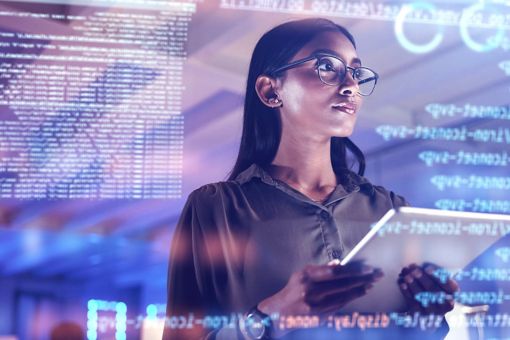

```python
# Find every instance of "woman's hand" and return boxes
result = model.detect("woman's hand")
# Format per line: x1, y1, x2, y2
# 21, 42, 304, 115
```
398, 263, 459, 316
257, 261, 383, 338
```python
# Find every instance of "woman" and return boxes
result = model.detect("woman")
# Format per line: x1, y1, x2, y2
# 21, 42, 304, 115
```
164, 18, 457, 339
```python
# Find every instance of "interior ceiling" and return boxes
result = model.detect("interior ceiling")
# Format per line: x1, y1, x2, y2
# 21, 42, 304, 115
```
0, 0, 508, 282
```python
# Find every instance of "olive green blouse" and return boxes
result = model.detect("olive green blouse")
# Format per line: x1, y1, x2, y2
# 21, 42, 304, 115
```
163, 164, 409, 339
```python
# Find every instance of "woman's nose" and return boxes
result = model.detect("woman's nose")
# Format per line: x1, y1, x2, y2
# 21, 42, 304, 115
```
338, 71, 359, 96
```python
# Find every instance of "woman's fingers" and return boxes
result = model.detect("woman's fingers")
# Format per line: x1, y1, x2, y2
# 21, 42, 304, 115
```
398, 275, 423, 312
420, 263, 457, 314
314, 285, 371, 315
305, 272, 381, 304
423, 263, 459, 294
409, 266, 438, 293
295, 261, 383, 314
301, 264, 339, 282
399, 264, 414, 277
399, 263, 458, 315
400, 263, 459, 295
304, 261, 381, 283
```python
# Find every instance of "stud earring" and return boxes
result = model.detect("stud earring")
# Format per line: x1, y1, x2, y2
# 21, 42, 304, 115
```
268, 97, 282, 107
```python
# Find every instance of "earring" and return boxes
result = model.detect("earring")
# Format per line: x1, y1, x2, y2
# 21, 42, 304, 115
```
268, 97, 282, 107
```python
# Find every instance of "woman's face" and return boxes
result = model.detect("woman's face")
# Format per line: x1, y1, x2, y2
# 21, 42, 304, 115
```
275, 31, 363, 140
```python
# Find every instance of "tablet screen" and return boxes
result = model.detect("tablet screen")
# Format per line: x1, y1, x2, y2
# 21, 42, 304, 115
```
339, 207, 510, 312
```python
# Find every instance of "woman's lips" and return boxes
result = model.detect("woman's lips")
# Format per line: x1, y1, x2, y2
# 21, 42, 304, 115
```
332, 102, 357, 115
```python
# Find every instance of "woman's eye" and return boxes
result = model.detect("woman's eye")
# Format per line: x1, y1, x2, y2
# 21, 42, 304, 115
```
317, 61, 335, 72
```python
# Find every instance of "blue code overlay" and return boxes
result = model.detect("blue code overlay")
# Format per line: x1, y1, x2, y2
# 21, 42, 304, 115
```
375, 125, 510, 143
425, 103, 510, 120
432, 267, 510, 283
374, 220, 510, 237
435, 199, 510, 213
418, 150, 509, 167
415, 290, 510, 307
430, 175, 510, 190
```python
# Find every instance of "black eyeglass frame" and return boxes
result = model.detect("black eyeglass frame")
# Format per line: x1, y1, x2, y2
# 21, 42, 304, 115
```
268, 53, 379, 96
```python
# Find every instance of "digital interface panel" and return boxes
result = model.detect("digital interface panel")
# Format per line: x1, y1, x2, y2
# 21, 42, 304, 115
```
0, 0, 191, 199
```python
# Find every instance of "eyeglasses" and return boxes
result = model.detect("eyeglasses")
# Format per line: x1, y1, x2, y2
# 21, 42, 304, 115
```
270, 53, 379, 96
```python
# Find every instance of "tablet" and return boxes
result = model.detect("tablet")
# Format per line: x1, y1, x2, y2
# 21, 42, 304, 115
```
338, 207, 510, 312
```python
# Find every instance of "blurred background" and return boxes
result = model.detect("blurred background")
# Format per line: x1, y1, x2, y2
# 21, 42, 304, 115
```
0, 0, 509, 338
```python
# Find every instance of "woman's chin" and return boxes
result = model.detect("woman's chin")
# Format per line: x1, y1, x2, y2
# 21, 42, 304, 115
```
330, 127, 354, 138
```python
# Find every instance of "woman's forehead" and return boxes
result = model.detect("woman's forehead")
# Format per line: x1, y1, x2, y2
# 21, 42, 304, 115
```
293, 31, 359, 64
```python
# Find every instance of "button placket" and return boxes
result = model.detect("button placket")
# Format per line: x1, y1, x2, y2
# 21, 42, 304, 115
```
316, 208, 344, 261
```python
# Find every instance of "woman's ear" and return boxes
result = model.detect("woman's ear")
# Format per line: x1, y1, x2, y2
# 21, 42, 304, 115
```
255, 75, 283, 108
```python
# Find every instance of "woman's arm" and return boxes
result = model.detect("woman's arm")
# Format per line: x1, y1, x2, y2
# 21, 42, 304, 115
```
164, 194, 234, 340
165, 190, 252, 340
164, 196, 205, 339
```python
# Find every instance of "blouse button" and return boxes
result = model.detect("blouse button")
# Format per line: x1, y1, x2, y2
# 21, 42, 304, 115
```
331, 249, 342, 259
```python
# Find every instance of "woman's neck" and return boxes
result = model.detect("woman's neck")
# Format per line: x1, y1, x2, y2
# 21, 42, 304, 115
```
268, 133, 337, 190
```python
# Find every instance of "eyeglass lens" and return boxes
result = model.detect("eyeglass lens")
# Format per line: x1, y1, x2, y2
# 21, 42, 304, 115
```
316, 56, 377, 95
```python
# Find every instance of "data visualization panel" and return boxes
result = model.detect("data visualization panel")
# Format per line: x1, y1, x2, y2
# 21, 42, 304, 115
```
0, 0, 194, 198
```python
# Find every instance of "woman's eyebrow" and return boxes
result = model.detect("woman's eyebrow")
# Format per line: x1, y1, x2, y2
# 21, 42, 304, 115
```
310, 48, 363, 66
351, 57, 362, 66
